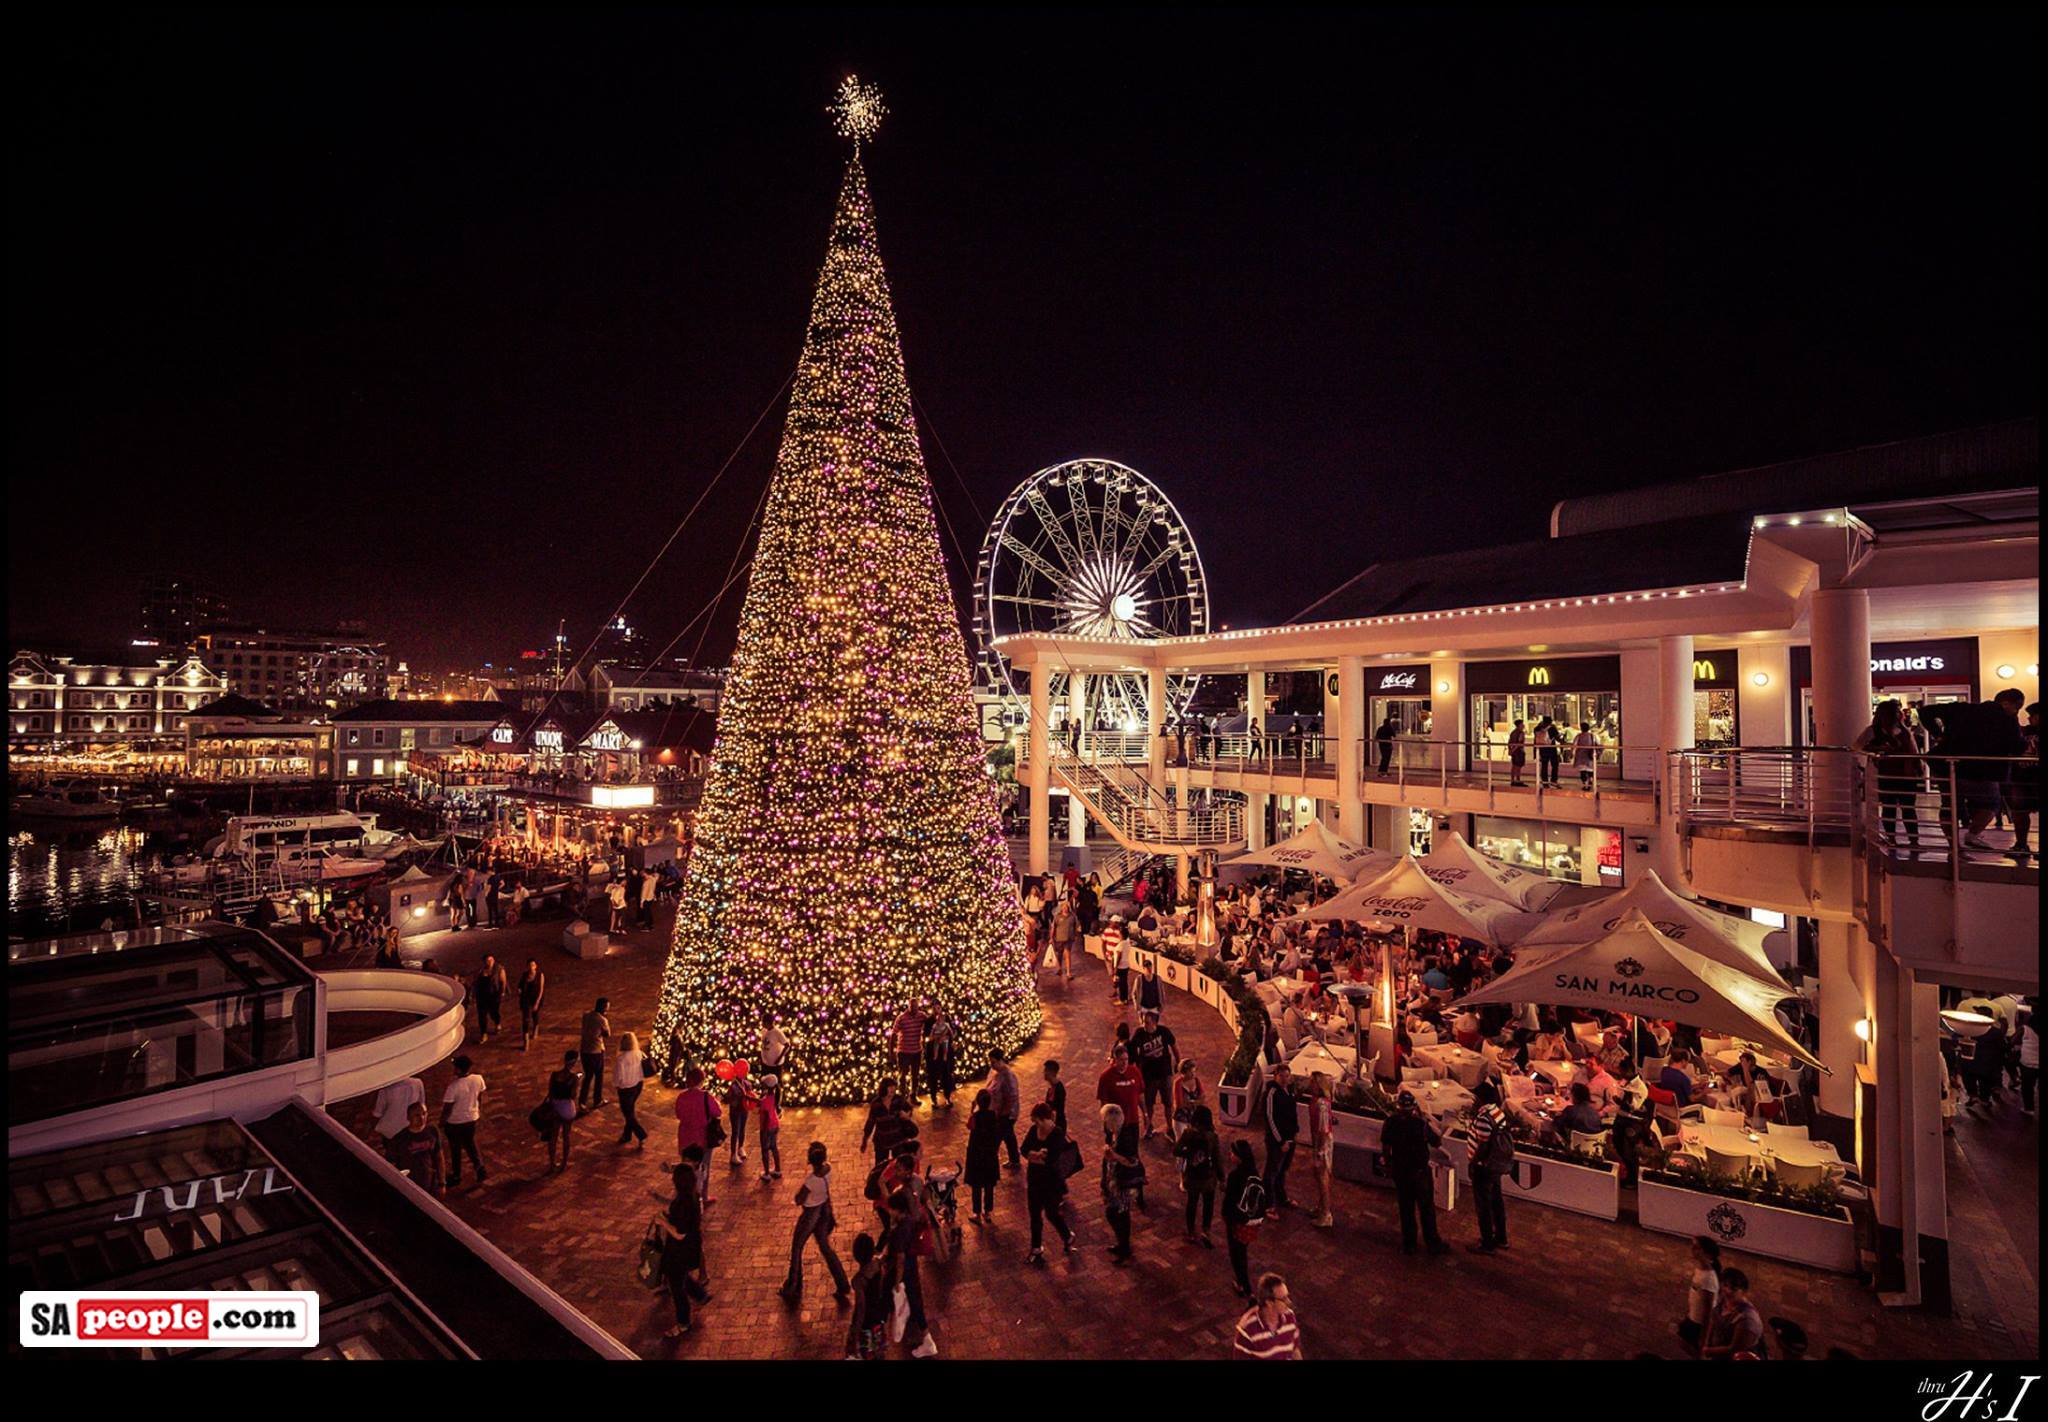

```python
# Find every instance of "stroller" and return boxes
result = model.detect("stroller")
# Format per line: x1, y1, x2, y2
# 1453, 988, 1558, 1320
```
922, 1166, 964, 1259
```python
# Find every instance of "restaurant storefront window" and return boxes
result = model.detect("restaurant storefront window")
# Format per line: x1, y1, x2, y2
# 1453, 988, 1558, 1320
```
1468, 656, 1622, 768
1473, 814, 1623, 886
1355, 664, 1435, 769
1406, 807, 1436, 855
1688, 654, 1739, 748
1789, 637, 1980, 745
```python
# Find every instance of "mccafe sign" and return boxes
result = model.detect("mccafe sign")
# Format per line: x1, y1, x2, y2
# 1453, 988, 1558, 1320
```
1325, 666, 1430, 699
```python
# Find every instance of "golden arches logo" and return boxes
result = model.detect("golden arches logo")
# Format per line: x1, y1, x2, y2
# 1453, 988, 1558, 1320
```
1693, 658, 1718, 680
1527, 666, 1551, 686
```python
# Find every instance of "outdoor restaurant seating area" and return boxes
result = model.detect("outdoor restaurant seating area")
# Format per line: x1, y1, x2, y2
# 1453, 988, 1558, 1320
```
1085, 819, 1880, 1272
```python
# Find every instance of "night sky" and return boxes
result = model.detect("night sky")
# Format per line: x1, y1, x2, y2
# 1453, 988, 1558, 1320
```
9, 9, 2038, 672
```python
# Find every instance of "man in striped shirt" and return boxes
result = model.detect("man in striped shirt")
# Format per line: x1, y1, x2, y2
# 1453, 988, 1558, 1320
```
1465, 1091, 1514, 1253
1233, 1273, 1303, 1359
893, 1003, 928, 1104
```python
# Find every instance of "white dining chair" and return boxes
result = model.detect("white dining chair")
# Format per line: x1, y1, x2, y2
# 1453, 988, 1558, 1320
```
1770, 1157, 1828, 1190
1765, 1121, 1809, 1141
1569, 1130, 1612, 1157
1703, 1145, 1753, 1180
1699, 1107, 1745, 1128
1400, 1066, 1440, 1086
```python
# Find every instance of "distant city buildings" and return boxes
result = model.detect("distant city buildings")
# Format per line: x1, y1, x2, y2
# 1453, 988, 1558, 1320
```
183, 693, 335, 781
8, 649, 229, 747
195, 626, 390, 709
329, 698, 507, 783
137, 575, 230, 650
588, 660, 723, 714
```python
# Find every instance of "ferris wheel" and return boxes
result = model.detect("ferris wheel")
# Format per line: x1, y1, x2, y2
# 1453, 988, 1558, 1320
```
973, 458, 1210, 731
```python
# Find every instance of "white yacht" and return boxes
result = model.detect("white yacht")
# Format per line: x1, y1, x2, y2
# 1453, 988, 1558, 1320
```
11, 779, 120, 820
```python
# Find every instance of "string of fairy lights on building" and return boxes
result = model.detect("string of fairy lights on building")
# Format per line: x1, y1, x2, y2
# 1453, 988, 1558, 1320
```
649, 78, 1041, 1104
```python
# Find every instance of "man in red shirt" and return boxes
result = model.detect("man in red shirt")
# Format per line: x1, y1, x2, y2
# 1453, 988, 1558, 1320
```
894, 1003, 929, 1104
1095, 1041, 1145, 1125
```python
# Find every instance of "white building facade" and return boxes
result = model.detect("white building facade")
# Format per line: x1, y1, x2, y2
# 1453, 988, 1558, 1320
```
997, 420, 2039, 1311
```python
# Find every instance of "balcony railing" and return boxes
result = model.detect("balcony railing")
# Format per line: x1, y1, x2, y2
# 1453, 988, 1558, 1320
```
1671, 746, 2038, 874
1022, 731, 1245, 850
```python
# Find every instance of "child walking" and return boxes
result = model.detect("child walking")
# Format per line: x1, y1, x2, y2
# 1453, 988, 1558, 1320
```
756, 1075, 784, 1181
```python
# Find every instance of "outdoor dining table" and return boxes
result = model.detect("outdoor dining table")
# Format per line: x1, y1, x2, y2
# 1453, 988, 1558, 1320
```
1413, 1042, 1486, 1087
1679, 1121, 1843, 1174
1527, 1059, 1580, 1090
1510, 1090, 1571, 1133
1288, 1042, 1358, 1079
1406, 1078, 1475, 1125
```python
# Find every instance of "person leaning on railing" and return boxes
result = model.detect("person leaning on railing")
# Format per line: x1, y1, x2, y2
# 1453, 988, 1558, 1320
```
1855, 699, 1926, 849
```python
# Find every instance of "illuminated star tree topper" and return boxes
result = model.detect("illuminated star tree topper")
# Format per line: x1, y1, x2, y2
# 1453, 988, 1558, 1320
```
828, 74, 887, 146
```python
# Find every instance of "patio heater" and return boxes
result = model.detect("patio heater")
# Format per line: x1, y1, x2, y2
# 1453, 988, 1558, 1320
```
1194, 849, 1218, 949
1366, 932, 1400, 1082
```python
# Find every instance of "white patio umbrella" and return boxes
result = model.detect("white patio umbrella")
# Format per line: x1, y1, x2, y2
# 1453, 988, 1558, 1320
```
1289, 856, 1538, 945
1512, 868, 1790, 990
1414, 831, 1566, 911
1228, 818, 1394, 882
1455, 909, 1823, 1069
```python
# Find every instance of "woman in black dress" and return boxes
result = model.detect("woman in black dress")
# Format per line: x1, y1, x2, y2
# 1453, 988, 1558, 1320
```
964, 1090, 1003, 1224
654, 1163, 710, 1340
517, 960, 545, 1051
1021, 1102, 1074, 1265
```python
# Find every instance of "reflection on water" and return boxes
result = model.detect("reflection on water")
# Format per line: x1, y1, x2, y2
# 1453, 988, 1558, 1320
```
7, 822, 196, 939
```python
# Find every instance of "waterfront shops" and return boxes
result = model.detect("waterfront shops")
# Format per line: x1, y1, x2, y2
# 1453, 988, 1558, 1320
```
1789, 636, 1981, 745
1467, 655, 1621, 765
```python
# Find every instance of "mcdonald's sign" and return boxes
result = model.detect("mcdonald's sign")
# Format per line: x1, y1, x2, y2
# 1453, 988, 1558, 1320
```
1527, 666, 1552, 686
1693, 658, 1718, 681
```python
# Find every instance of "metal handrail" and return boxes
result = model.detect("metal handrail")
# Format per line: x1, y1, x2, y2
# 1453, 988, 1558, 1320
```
1671, 746, 2037, 870
1036, 732, 1245, 849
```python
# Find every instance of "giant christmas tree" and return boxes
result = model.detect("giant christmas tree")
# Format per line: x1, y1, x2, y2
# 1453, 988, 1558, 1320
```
649, 80, 1040, 1104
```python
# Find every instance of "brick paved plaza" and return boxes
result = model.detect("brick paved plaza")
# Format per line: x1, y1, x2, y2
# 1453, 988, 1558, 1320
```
333, 909, 2040, 1361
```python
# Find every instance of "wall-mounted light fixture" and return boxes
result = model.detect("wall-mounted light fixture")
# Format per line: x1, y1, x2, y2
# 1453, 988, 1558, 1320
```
1751, 670, 1771, 687
1996, 664, 2017, 679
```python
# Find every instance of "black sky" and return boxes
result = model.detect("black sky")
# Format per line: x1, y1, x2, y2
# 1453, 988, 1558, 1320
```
9, 8, 2039, 671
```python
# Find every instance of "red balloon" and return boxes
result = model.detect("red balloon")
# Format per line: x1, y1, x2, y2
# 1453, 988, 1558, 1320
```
713, 1058, 735, 1081
733, 1059, 750, 1079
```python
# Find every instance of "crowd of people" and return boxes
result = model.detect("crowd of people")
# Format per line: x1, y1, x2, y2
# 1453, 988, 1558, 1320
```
357, 834, 2034, 1363
1856, 689, 2039, 863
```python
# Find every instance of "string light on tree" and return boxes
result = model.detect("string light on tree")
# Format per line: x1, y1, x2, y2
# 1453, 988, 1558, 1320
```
650, 80, 1040, 1104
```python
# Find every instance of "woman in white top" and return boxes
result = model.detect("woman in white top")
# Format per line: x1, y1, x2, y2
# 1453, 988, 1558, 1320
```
1683, 1236, 1722, 1353
781, 1141, 852, 1303
614, 1032, 649, 1147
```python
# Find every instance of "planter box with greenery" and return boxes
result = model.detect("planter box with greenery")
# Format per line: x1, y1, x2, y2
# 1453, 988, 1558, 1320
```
1154, 953, 1189, 994
1636, 1169, 1855, 1272
1213, 968, 1269, 1126
1217, 1061, 1265, 1127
